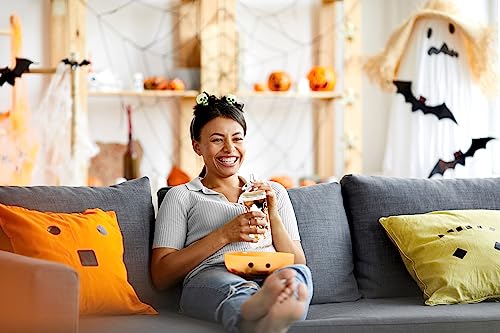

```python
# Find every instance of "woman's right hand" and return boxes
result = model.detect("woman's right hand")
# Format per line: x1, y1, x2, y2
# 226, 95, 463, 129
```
222, 211, 268, 243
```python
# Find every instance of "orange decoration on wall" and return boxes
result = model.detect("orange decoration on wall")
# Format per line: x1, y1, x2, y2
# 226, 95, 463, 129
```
307, 66, 336, 91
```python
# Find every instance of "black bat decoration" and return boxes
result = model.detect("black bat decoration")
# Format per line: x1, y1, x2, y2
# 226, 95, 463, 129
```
0, 58, 33, 86
428, 137, 495, 178
61, 58, 91, 69
393, 80, 457, 124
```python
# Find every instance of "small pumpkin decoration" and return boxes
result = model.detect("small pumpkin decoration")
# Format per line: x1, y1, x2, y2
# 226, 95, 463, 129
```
268, 71, 292, 92
253, 82, 266, 92
143, 76, 168, 90
307, 66, 336, 91
167, 165, 190, 186
299, 178, 317, 187
167, 78, 185, 91
269, 175, 294, 189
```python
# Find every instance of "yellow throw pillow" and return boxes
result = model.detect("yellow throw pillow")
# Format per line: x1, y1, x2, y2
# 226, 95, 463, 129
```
380, 209, 500, 306
0, 203, 157, 315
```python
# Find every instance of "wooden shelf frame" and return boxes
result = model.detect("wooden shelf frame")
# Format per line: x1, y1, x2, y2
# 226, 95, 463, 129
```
88, 90, 198, 98
57, 0, 362, 181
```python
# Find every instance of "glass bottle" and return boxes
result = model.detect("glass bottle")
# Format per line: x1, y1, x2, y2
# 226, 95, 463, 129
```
123, 104, 139, 180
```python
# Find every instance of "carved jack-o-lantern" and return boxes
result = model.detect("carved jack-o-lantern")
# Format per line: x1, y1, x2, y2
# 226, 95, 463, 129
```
307, 66, 336, 91
268, 71, 292, 91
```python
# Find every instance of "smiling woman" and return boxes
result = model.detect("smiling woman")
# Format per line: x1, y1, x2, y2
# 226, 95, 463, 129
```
150, 92, 313, 333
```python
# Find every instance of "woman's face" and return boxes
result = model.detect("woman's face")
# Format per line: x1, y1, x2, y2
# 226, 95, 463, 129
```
193, 116, 246, 179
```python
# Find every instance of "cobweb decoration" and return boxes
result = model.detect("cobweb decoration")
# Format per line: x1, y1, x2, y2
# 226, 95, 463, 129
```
31, 63, 98, 185
85, 0, 342, 186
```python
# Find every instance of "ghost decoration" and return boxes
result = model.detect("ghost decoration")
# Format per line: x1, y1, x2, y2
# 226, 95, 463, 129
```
364, 0, 497, 178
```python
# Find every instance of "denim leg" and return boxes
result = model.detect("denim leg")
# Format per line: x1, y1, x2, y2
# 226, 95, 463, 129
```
180, 265, 259, 333
180, 264, 314, 332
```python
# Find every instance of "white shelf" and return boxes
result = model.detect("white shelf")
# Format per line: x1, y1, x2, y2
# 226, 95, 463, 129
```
88, 89, 198, 98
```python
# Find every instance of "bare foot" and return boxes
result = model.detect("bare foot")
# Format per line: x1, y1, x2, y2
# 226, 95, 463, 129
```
255, 282, 308, 333
240, 269, 296, 321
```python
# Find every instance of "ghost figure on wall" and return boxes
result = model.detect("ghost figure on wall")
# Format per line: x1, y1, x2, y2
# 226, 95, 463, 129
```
364, 0, 497, 178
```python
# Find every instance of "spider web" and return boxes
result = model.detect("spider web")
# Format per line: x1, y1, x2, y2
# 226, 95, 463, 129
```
85, 0, 343, 187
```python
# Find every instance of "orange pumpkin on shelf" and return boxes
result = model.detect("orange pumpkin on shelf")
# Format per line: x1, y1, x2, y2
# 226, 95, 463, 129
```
167, 78, 185, 91
299, 178, 317, 187
307, 66, 336, 91
267, 71, 292, 92
143, 76, 168, 90
253, 82, 266, 92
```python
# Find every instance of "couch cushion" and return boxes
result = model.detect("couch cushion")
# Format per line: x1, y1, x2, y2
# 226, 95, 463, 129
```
289, 297, 500, 333
288, 182, 360, 303
0, 177, 172, 310
380, 209, 500, 306
80, 310, 224, 333
340, 174, 500, 299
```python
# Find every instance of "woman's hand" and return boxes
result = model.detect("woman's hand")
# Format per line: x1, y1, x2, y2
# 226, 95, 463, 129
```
221, 211, 268, 243
250, 181, 278, 218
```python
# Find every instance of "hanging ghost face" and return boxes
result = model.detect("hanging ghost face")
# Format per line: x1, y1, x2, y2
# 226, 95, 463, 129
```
384, 16, 491, 179
426, 21, 459, 58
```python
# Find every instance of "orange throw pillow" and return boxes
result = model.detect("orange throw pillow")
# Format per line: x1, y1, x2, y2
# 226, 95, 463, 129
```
0, 203, 157, 315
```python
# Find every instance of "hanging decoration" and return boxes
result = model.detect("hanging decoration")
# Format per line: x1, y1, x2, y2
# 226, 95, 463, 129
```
0, 57, 33, 86
364, 0, 497, 178
428, 137, 495, 178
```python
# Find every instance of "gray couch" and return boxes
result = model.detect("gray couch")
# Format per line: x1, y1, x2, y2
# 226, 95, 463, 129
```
1, 175, 500, 333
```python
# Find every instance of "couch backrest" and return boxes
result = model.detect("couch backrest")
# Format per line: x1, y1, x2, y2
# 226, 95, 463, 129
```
340, 174, 500, 299
0, 177, 173, 310
158, 182, 361, 304
288, 182, 360, 304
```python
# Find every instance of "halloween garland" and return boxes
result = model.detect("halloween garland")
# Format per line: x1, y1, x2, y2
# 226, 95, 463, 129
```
0, 57, 91, 87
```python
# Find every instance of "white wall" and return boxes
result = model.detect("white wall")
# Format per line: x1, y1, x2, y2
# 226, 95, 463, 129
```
0, 0, 494, 183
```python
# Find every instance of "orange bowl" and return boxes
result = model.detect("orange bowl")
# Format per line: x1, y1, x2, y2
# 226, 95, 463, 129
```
224, 251, 294, 277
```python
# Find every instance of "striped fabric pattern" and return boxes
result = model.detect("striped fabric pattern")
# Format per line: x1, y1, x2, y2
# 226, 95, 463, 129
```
153, 177, 300, 282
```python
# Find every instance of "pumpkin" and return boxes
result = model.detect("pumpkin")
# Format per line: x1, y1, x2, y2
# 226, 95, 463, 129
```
167, 165, 190, 186
267, 71, 292, 92
167, 78, 185, 91
143, 76, 168, 90
299, 178, 317, 187
269, 175, 294, 189
307, 66, 336, 91
253, 82, 266, 92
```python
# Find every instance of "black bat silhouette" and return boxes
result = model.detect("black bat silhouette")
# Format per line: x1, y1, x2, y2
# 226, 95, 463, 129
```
0, 58, 33, 86
393, 80, 457, 124
428, 43, 459, 58
61, 58, 91, 68
428, 137, 495, 178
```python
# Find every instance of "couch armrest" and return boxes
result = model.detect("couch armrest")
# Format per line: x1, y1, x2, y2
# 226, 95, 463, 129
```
0, 250, 80, 333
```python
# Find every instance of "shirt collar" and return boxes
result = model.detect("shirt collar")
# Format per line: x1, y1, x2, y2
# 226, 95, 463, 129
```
185, 175, 248, 195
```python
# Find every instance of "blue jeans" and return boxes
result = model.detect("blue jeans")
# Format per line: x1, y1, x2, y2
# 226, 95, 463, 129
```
179, 264, 313, 333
